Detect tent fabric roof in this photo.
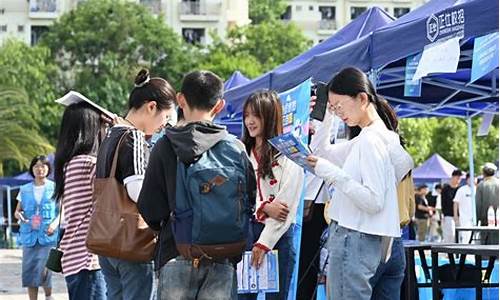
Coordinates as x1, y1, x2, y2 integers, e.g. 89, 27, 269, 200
221, 0, 498, 123
220, 7, 394, 119
371, 0, 499, 69
413, 153, 459, 180
224, 71, 250, 91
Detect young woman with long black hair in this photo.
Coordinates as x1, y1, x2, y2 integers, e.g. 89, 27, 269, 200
53, 102, 107, 299
307, 67, 413, 300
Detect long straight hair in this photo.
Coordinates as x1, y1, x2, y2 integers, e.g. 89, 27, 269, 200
242, 90, 283, 179
53, 102, 103, 201
328, 67, 404, 146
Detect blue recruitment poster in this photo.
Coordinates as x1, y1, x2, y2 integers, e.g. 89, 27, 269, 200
470, 32, 499, 83
278, 79, 311, 300
404, 53, 422, 97
237, 251, 280, 294
268, 133, 314, 174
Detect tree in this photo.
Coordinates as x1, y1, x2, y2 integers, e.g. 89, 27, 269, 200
41, 0, 197, 116
198, 34, 262, 80
0, 88, 54, 176
249, 0, 288, 24
202, 20, 312, 79
0, 39, 60, 141
199, 48, 263, 81
400, 117, 499, 174
228, 20, 312, 72
399, 118, 438, 166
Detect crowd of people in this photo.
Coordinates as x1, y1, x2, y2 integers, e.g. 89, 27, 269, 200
412, 164, 499, 245
11, 66, 496, 300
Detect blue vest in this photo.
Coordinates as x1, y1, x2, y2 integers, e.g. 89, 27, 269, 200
18, 180, 58, 247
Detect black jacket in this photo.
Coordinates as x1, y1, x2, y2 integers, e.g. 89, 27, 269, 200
137, 121, 256, 270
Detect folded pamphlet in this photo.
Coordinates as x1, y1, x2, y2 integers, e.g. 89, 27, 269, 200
268, 133, 314, 173
55, 91, 115, 119
237, 250, 279, 294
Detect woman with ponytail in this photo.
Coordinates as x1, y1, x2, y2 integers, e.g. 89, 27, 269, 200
95, 69, 177, 299
306, 67, 413, 299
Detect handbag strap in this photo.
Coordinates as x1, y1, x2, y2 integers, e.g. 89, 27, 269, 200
55, 195, 64, 248
109, 130, 131, 178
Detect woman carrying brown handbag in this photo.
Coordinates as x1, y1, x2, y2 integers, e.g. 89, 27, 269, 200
93, 69, 177, 300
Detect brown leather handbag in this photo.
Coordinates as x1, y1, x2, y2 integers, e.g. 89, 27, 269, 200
86, 132, 156, 262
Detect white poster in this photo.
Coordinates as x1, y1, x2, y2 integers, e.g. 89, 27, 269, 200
413, 37, 461, 80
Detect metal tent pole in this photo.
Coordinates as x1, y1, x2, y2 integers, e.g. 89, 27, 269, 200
466, 117, 477, 225
6, 186, 12, 241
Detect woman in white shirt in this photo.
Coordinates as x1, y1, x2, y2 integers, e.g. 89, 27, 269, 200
307, 67, 413, 300
241, 90, 304, 300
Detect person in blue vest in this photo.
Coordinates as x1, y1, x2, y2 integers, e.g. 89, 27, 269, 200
14, 155, 59, 300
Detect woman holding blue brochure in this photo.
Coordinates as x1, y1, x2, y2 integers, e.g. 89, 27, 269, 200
240, 90, 304, 300
307, 67, 413, 300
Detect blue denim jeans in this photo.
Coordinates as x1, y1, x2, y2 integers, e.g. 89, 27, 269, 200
65, 269, 106, 300
327, 222, 382, 300
239, 221, 296, 300
369, 238, 405, 300
157, 256, 237, 300
98, 256, 154, 300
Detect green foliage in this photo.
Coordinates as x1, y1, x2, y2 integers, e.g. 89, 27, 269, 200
400, 118, 438, 166
228, 20, 312, 71
41, 0, 196, 116
249, 0, 288, 24
0, 39, 60, 141
199, 47, 263, 81
200, 21, 312, 79
400, 117, 499, 174
0, 88, 54, 176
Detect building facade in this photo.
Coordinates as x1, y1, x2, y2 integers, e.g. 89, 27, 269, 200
282, 0, 427, 44
0, 0, 250, 46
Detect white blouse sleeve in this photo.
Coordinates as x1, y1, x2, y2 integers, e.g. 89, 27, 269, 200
310, 110, 351, 167
314, 134, 387, 215
257, 159, 305, 250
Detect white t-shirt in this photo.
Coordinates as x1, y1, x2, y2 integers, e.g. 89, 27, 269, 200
453, 184, 473, 225
17, 184, 45, 205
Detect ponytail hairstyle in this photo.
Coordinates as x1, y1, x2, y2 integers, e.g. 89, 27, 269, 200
242, 90, 283, 179
129, 68, 176, 112
328, 67, 405, 146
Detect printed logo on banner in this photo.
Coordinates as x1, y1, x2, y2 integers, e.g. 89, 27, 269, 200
426, 8, 465, 43
426, 15, 439, 42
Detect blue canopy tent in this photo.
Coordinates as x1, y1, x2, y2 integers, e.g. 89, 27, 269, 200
413, 153, 460, 182
367, 0, 498, 224
370, 0, 498, 119
217, 6, 395, 136
224, 70, 250, 91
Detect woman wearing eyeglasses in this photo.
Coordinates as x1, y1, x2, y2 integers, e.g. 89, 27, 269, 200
307, 67, 413, 300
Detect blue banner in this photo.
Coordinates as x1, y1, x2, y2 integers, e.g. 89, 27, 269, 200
470, 32, 499, 83
404, 53, 422, 97
278, 79, 311, 300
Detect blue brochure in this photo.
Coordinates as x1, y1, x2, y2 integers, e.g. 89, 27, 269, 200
268, 133, 314, 174
237, 250, 279, 294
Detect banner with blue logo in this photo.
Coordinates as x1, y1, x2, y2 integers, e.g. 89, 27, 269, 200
404, 53, 423, 97
278, 79, 311, 300
470, 32, 499, 83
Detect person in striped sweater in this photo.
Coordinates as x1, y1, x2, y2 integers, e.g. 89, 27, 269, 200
53, 102, 108, 300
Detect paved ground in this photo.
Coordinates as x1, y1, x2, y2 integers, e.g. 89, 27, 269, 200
0, 249, 68, 300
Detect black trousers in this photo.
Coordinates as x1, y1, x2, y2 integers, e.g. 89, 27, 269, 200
297, 203, 328, 300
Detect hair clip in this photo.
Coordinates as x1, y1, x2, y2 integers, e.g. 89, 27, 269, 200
134, 76, 150, 88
